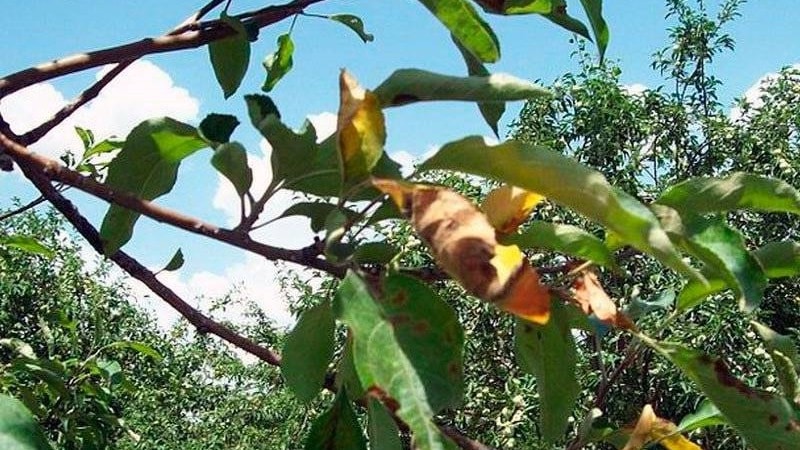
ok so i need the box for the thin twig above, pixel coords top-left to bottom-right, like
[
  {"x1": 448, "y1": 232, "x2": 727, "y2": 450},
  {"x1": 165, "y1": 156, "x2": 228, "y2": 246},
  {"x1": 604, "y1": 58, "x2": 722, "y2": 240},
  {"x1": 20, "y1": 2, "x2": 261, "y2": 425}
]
[{"x1": 0, "y1": 195, "x2": 47, "y2": 222}]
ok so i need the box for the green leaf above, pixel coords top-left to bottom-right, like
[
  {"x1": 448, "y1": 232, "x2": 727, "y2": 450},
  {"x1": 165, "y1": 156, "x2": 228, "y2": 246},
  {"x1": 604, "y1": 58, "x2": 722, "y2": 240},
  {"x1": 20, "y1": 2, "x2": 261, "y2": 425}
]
[
  {"x1": 420, "y1": 137, "x2": 698, "y2": 280},
  {"x1": 579, "y1": 0, "x2": 609, "y2": 60},
  {"x1": 199, "y1": 113, "x2": 240, "y2": 145},
  {"x1": 329, "y1": 14, "x2": 374, "y2": 43},
  {"x1": 254, "y1": 114, "x2": 319, "y2": 184},
  {"x1": 211, "y1": 142, "x2": 253, "y2": 197},
  {"x1": 544, "y1": 0, "x2": 592, "y2": 41},
  {"x1": 416, "y1": 0, "x2": 500, "y2": 63},
  {"x1": 99, "y1": 118, "x2": 207, "y2": 254},
  {"x1": 0, "y1": 339, "x2": 37, "y2": 359},
  {"x1": 624, "y1": 289, "x2": 674, "y2": 320},
  {"x1": 514, "y1": 301, "x2": 579, "y2": 443},
  {"x1": 75, "y1": 126, "x2": 94, "y2": 150},
  {"x1": 304, "y1": 389, "x2": 367, "y2": 450},
  {"x1": 656, "y1": 173, "x2": 800, "y2": 216},
  {"x1": 82, "y1": 139, "x2": 123, "y2": 160},
  {"x1": 106, "y1": 341, "x2": 163, "y2": 361},
  {"x1": 752, "y1": 321, "x2": 800, "y2": 404},
  {"x1": 209, "y1": 12, "x2": 251, "y2": 98},
  {"x1": 161, "y1": 248, "x2": 184, "y2": 272},
  {"x1": 352, "y1": 242, "x2": 399, "y2": 265},
  {"x1": 644, "y1": 338, "x2": 800, "y2": 449},
  {"x1": 677, "y1": 399, "x2": 727, "y2": 434},
  {"x1": 368, "y1": 398, "x2": 403, "y2": 450},
  {"x1": 0, "y1": 395, "x2": 54, "y2": 450},
  {"x1": 0, "y1": 235, "x2": 53, "y2": 257},
  {"x1": 282, "y1": 300, "x2": 335, "y2": 403},
  {"x1": 678, "y1": 241, "x2": 800, "y2": 309},
  {"x1": 244, "y1": 94, "x2": 281, "y2": 128},
  {"x1": 274, "y1": 202, "x2": 358, "y2": 233},
  {"x1": 262, "y1": 33, "x2": 294, "y2": 93},
  {"x1": 656, "y1": 211, "x2": 766, "y2": 312},
  {"x1": 472, "y1": 0, "x2": 553, "y2": 15},
  {"x1": 375, "y1": 69, "x2": 549, "y2": 108},
  {"x1": 452, "y1": 35, "x2": 505, "y2": 136},
  {"x1": 503, "y1": 220, "x2": 614, "y2": 268},
  {"x1": 333, "y1": 272, "x2": 460, "y2": 450}
]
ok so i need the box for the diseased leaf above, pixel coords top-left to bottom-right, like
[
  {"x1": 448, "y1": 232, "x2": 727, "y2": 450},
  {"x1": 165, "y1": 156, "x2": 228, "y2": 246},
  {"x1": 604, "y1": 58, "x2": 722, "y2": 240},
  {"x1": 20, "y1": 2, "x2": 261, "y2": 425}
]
[
  {"x1": 304, "y1": 389, "x2": 367, "y2": 450},
  {"x1": 211, "y1": 142, "x2": 253, "y2": 197},
  {"x1": 161, "y1": 248, "x2": 184, "y2": 272},
  {"x1": 0, "y1": 394, "x2": 54, "y2": 450},
  {"x1": 452, "y1": 35, "x2": 505, "y2": 136},
  {"x1": 375, "y1": 69, "x2": 549, "y2": 108},
  {"x1": 514, "y1": 301, "x2": 579, "y2": 443},
  {"x1": 419, "y1": 137, "x2": 699, "y2": 281},
  {"x1": 262, "y1": 33, "x2": 294, "y2": 93},
  {"x1": 0, "y1": 235, "x2": 53, "y2": 258},
  {"x1": 644, "y1": 339, "x2": 800, "y2": 449},
  {"x1": 374, "y1": 179, "x2": 551, "y2": 323},
  {"x1": 99, "y1": 118, "x2": 207, "y2": 255},
  {"x1": 621, "y1": 404, "x2": 701, "y2": 450},
  {"x1": 329, "y1": 14, "x2": 374, "y2": 43},
  {"x1": 416, "y1": 0, "x2": 500, "y2": 63},
  {"x1": 368, "y1": 398, "x2": 403, "y2": 450},
  {"x1": 503, "y1": 221, "x2": 615, "y2": 268},
  {"x1": 580, "y1": 0, "x2": 609, "y2": 61},
  {"x1": 333, "y1": 272, "x2": 460, "y2": 450},
  {"x1": 209, "y1": 12, "x2": 251, "y2": 98},
  {"x1": 544, "y1": 0, "x2": 592, "y2": 41},
  {"x1": 337, "y1": 70, "x2": 386, "y2": 190},
  {"x1": 481, "y1": 184, "x2": 543, "y2": 234},
  {"x1": 656, "y1": 173, "x2": 800, "y2": 216},
  {"x1": 282, "y1": 300, "x2": 335, "y2": 403},
  {"x1": 199, "y1": 113, "x2": 240, "y2": 145},
  {"x1": 572, "y1": 270, "x2": 633, "y2": 329}
]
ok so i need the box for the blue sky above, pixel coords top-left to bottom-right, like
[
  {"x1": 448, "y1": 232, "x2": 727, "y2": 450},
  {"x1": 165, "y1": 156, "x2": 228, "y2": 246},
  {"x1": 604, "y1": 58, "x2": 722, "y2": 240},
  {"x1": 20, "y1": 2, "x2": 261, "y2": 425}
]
[{"x1": 1, "y1": 1, "x2": 799, "y2": 326}]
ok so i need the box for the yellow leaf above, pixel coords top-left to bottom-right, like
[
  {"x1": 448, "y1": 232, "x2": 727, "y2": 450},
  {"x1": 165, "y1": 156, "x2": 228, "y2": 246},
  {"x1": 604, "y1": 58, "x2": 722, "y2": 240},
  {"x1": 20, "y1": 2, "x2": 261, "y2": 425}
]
[
  {"x1": 623, "y1": 404, "x2": 656, "y2": 450},
  {"x1": 337, "y1": 70, "x2": 386, "y2": 188},
  {"x1": 481, "y1": 184, "x2": 544, "y2": 234},
  {"x1": 622, "y1": 405, "x2": 702, "y2": 450},
  {"x1": 373, "y1": 178, "x2": 550, "y2": 323}
]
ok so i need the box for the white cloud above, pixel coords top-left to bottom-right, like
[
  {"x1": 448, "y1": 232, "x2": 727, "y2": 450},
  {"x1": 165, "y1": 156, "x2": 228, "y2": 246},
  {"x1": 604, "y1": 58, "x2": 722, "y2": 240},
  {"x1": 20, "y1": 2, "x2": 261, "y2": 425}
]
[
  {"x1": 0, "y1": 60, "x2": 199, "y2": 159},
  {"x1": 730, "y1": 63, "x2": 800, "y2": 121},
  {"x1": 622, "y1": 83, "x2": 648, "y2": 97}
]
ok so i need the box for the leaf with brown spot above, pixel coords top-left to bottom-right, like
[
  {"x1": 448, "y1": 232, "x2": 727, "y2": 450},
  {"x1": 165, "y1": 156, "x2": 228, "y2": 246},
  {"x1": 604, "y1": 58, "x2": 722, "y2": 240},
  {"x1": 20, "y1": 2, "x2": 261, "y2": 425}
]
[
  {"x1": 374, "y1": 178, "x2": 550, "y2": 324},
  {"x1": 572, "y1": 270, "x2": 634, "y2": 330},
  {"x1": 337, "y1": 70, "x2": 386, "y2": 190},
  {"x1": 481, "y1": 184, "x2": 544, "y2": 234}
]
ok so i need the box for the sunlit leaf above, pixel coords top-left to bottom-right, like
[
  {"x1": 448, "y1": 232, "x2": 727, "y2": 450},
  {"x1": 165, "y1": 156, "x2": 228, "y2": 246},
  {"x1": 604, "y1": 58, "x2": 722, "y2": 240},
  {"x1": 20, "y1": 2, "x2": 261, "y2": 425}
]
[
  {"x1": 0, "y1": 395, "x2": 54, "y2": 450},
  {"x1": 333, "y1": 272, "x2": 460, "y2": 450},
  {"x1": 338, "y1": 70, "x2": 386, "y2": 190},
  {"x1": 282, "y1": 300, "x2": 335, "y2": 403},
  {"x1": 656, "y1": 173, "x2": 800, "y2": 215},
  {"x1": 481, "y1": 184, "x2": 543, "y2": 234},
  {"x1": 75, "y1": 126, "x2": 94, "y2": 150},
  {"x1": 368, "y1": 398, "x2": 402, "y2": 450},
  {"x1": 209, "y1": 12, "x2": 251, "y2": 98},
  {"x1": 161, "y1": 248, "x2": 184, "y2": 272},
  {"x1": 514, "y1": 301, "x2": 579, "y2": 442},
  {"x1": 304, "y1": 389, "x2": 367, "y2": 450},
  {"x1": 676, "y1": 399, "x2": 726, "y2": 434},
  {"x1": 211, "y1": 142, "x2": 253, "y2": 197},
  {"x1": 416, "y1": 0, "x2": 500, "y2": 63},
  {"x1": 643, "y1": 338, "x2": 800, "y2": 449},
  {"x1": 374, "y1": 179, "x2": 551, "y2": 323},
  {"x1": 375, "y1": 69, "x2": 549, "y2": 108},
  {"x1": 329, "y1": 14, "x2": 374, "y2": 43},
  {"x1": 99, "y1": 118, "x2": 207, "y2": 255},
  {"x1": 472, "y1": 0, "x2": 552, "y2": 15},
  {"x1": 419, "y1": 137, "x2": 699, "y2": 280},
  {"x1": 262, "y1": 33, "x2": 294, "y2": 92},
  {"x1": 82, "y1": 139, "x2": 123, "y2": 160},
  {"x1": 105, "y1": 341, "x2": 162, "y2": 361},
  {"x1": 0, "y1": 235, "x2": 53, "y2": 258},
  {"x1": 503, "y1": 221, "x2": 615, "y2": 268}
]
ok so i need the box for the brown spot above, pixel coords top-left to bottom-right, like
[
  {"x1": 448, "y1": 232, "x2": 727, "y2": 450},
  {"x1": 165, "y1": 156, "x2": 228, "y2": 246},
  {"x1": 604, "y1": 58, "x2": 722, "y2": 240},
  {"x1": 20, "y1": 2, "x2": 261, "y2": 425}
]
[
  {"x1": 448, "y1": 361, "x2": 461, "y2": 377},
  {"x1": 443, "y1": 329, "x2": 455, "y2": 345},
  {"x1": 714, "y1": 360, "x2": 755, "y2": 397},
  {"x1": 769, "y1": 414, "x2": 779, "y2": 425},
  {"x1": 391, "y1": 94, "x2": 420, "y2": 106},
  {"x1": 412, "y1": 320, "x2": 430, "y2": 335},
  {"x1": 389, "y1": 314, "x2": 410, "y2": 327},
  {"x1": 555, "y1": 4, "x2": 567, "y2": 14},
  {"x1": 391, "y1": 291, "x2": 407, "y2": 306},
  {"x1": 523, "y1": 324, "x2": 533, "y2": 333},
  {"x1": 699, "y1": 354, "x2": 713, "y2": 364},
  {"x1": 367, "y1": 385, "x2": 400, "y2": 413}
]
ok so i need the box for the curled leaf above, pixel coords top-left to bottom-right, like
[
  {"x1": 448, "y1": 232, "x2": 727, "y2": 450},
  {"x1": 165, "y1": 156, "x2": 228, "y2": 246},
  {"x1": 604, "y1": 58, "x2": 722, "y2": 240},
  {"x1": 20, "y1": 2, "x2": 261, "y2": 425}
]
[
  {"x1": 373, "y1": 178, "x2": 550, "y2": 323},
  {"x1": 481, "y1": 184, "x2": 543, "y2": 234},
  {"x1": 338, "y1": 70, "x2": 386, "y2": 190},
  {"x1": 572, "y1": 270, "x2": 634, "y2": 330},
  {"x1": 623, "y1": 405, "x2": 701, "y2": 450}
]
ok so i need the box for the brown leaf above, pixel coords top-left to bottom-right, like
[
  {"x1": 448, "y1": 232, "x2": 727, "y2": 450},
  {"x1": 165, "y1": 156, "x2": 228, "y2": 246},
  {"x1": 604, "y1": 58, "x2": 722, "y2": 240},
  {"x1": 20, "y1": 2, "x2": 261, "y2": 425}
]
[{"x1": 572, "y1": 270, "x2": 635, "y2": 330}]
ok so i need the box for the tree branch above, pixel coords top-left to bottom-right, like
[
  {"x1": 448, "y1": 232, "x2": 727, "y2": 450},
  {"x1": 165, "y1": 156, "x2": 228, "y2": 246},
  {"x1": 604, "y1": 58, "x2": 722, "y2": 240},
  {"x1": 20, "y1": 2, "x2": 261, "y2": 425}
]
[{"x1": 0, "y1": 195, "x2": 48, "y2": 222}]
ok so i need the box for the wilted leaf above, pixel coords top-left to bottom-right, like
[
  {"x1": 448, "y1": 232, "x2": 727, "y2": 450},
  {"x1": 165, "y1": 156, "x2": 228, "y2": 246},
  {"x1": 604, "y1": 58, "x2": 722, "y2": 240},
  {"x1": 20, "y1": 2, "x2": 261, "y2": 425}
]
[
  {"x1": 420, "y1": 137, "x2": 698, "y2": 281},
  {"x1": 329, "y1": 14, "x2": 374, "y2": 43},
  {"x1": 0, "y1": 395, "x2": 54, "y2": 450},
  {"x1": 416, "y1": 0, "x2": 500, "y2": 63},
  {"x1": 338, "y1": 70, "x2": 386, "y2": 190},
  {"x1": 374, "y1": 179, "x2": 551, "y2": 323},
  {"x1": 161, "y1": 248, "x2": 184, "y2": 272},
  {"x1": 99, "y1": 118, "x2": 207, "y2": 254},
  {"x1": 262, "y1": 33, "x2": 294, "y2": 92},
  {"x1": 211, "y1": 142, "x2": 253, "y2": 197},
  {"x1": 481, "y1": 184, "x2": 543, "y2": 234},
  {"x1": 209, "y1": 12, "x2": 250, "y2": 98},
  {"x1": 514, "y1": 301, "x2": 579, "y2": 442},
  {"x1": 622, "y1": 404, "x2": 700, "y2": 450},
  {"x1": 503, "y1": 221, "x2": 615, "y2": 268},
  {"x1": 305, "y1": 389, "x2": 367, "y2": 450},
  {"x1": 572, "y1": 270, "x2": 633, "y2": 329},
  {"x1": 375, "y1": 69, "x2": 549, "y2": 108},
  {"x1": 282, "y1": 300, "x2": 335, "y2": 403},
  {"x1": 644, "y1": 339, "x2": 800, "y2": 449}
]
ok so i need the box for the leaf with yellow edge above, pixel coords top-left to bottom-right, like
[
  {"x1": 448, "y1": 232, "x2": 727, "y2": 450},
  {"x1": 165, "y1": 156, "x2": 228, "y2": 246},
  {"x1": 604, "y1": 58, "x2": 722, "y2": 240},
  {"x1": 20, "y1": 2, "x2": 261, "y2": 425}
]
[
  {"x1": 338, "y1": 70, "x2": 386, "y2": 191},
  {"x1": 622, "y1": 405, "x2": 701, "y2": 450},
  {"x1": 373, "y1": 178, "x2": 550, "y2": 323},
  {"x1": 481, "y1": 184, "x2": 544, "y2": 234}
]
